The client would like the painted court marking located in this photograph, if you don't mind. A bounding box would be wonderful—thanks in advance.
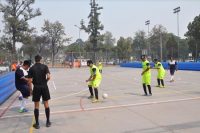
[2,96,200,119]
[52,81,57,90]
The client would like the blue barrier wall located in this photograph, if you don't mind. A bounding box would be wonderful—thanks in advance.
[120,62,200,71]
[0,72,16,105]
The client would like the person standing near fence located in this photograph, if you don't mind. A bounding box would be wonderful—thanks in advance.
[141,55,152,96]
[15,60,31,113]
[168,57,177,82]
[28,55,51,129]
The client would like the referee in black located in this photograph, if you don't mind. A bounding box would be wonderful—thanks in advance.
[28,55,51,129]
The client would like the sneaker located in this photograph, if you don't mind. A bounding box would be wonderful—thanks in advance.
[92,99,99,103]
[156,85,160,87]
[142,94,148,96]
[159,85,165,88]
[18,108,28,113]
[33,123,40,129]
[88,95,94,99]
[149,93,152,96]
[46,121,51,127]
[18,96,23,101]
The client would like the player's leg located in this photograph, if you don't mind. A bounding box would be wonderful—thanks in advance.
[88,81,94,99]
[146,75,152,95]
[42,87,51,127]
[142,76,147,95]
[32,87,41,129]
[92,80,101,103]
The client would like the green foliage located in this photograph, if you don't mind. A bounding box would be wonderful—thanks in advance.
[165,33,178,58]
[42,20,70,67]
[117,37,132,61]
[80,0,104,63]
[0,0,41,55]
[185,14,200,60]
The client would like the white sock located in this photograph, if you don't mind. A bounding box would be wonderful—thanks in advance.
[20,98,27,110]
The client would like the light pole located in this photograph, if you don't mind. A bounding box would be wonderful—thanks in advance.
[173,6,180,60]
[145,20,150,57]
[74,25,81,57]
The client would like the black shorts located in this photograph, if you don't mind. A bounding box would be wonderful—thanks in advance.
[16,85,30,98]
[170,69,175,75]
[32,85,51,102]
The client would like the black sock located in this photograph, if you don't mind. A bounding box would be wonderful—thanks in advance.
[161,79,164,86]
[45,107,50,123]
[94,88,98,100]
[89,86,93,96]
[147,85,152,94]
[34,109,39,125]
[157,79,160,86]
[143,84,147,95]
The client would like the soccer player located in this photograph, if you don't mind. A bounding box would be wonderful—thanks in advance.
[141,55,152,96]
[15,60,31,113]
[153,59,166,88]
[28,55,51,129]
[168,57,177,82]
[86,60,102,103]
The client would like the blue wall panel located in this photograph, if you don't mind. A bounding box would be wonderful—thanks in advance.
[0,72,16,105]
[120,62,200,71]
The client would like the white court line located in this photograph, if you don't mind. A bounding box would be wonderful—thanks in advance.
[52,81,57,90]
[1,96,200,119]
[0,89,88,110]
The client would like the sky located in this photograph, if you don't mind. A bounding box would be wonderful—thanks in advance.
[2,0,200,45]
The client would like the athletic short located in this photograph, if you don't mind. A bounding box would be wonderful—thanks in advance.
[88,79,102,88]
[32,85,50,102]
[16,85,30,98]
[142,74,151,85]
[157,71,166,79]
[170,69,175,75]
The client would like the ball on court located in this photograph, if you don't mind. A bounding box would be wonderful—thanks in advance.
[102,93,108,99]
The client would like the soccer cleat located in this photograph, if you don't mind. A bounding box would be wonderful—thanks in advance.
[88,95,94,99]
[92,99,99,103]
[18,108,28,113]
[159,85,165,88]
[46,121,51,127]
[18,96,23,101]
[33,123,40,129]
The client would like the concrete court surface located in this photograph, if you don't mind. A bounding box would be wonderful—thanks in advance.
[0,66,200,133]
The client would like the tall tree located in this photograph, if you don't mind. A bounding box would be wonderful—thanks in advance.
[185,14,200,60]
[80,0,104,63]
[117,37,132,61]
[132,30,147,58]
[0,0,41,58]
[165,33,178,58]
[42,20,70,67]
[149,25,168,60]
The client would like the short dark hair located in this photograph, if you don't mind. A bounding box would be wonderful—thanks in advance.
[141,55,146,59]
[23,60,31,67]
[153,59,158,62]
[87,60,93,65]
[35,55,42,62]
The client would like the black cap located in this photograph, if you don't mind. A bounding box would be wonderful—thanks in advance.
[87,60,93,65]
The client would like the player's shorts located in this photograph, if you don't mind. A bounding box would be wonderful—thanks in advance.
[88,79,102,88]
[92,79,102,88]
[16,85,30,98]
[170,69,175,75]
[157,71,166,79]
[32,85,50,102]
[142,74,151,85]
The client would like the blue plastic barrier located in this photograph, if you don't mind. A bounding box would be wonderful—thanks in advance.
[120,62,200,71]
[0,72,16,105]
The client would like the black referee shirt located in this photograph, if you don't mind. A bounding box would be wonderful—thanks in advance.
[28,63,50,86]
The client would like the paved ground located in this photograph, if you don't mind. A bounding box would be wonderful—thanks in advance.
[0,66,200,133]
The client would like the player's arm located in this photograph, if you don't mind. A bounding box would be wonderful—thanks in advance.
[46,66,51,81]
[86,68,97,82]
[27,69,33,95]
[141,63,150,75]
